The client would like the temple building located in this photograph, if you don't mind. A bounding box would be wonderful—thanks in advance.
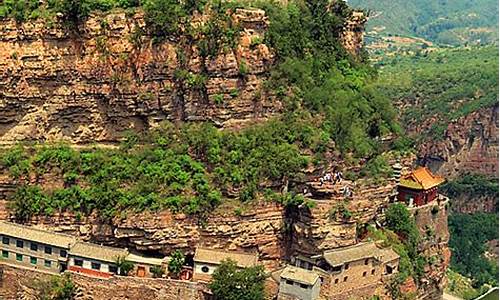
[278,266,321,300]
[397,167,445,207]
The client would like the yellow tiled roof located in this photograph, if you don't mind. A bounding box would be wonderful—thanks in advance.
[0,221,76,249]
[69,242,128,263]
[399,167,445,190]
[194,248,258,268]
[280,266,319,285]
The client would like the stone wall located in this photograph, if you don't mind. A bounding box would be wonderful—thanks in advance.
[0,263,205,300]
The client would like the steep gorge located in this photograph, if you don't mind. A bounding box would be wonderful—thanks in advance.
[0,6,450,300]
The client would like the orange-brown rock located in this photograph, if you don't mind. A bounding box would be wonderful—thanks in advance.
[0,9,277,145]
[418,106,499,178]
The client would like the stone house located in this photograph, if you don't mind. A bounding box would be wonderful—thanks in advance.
[193,247,259,282]
[0,221,75,273]
[125,253,168,278]
[315,242,400,299]
[68,241,127,278]
[278,266,321,300]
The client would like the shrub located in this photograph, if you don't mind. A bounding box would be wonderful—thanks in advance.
[150,265,165,278]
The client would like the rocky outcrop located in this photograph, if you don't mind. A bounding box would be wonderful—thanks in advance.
[410,197,451,300]
[0,9,277,145]
[418,106,499,178]
[292,182,395,256]
[0,7,367,145]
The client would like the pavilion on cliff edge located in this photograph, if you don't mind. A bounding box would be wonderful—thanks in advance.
[397,167,445,207]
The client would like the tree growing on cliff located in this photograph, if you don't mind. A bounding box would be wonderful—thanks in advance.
[209,259,266,300]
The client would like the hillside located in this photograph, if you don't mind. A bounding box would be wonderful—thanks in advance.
[0,1,454,300]
[348,0,499,46]
[374,45,499,177]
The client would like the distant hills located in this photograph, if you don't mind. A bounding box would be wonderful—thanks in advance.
[348,0,498,45]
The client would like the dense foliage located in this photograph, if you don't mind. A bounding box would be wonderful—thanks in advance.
[209,259,266,300]
[349,0,498,45]
[375,45,498,141]
[441,174,499,199]
[448,213,499,288]
[383,203,425,283]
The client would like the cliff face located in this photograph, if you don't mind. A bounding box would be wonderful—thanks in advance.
[411,198,451,300]
[0,9,277,145]
[418,106,499,178]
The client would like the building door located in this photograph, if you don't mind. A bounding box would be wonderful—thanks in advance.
[60,262,67,272]
[137,266,146,277]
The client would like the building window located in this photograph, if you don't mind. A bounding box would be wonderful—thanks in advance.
[74,259,84,267]
[91,262,101,270]
[60,250,67,258]
[44,246,52,255]
[364,258,369,265]
[371,269,375,275]
[343,276,348,282]
[285,280,294,285]
[332,265,342,273]
[109,265,118,274]
[344,263,349,270]
[30,257,37,265]
[2,250,8,258]
[334,278,339,284]
[2,237,9,245]
[363,271,367,277]
[16,254,23,261]
[30,243,38,251]
[201,266,209,273]
[299,283,309,289]
[16,240,23,248]
[44,260,51,268]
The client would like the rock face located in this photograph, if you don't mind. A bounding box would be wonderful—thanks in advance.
[410,197,451,300]
[0,9,277,145]
[0,8,367,145]
[418,106,499,178]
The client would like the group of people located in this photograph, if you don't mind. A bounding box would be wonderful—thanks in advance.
[319,171,343,186]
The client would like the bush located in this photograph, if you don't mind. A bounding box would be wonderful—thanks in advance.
[32,273,75,300]
[150,265,165,278]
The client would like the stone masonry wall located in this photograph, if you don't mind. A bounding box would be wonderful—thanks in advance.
[0,263,204,300]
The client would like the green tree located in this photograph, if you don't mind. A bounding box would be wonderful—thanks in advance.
[209,259,266,300]
[168,249,185,277]
[116,256,134,276]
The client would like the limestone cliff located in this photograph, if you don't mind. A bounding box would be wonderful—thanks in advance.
[417,106,499,178]
[0,9,277,145]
